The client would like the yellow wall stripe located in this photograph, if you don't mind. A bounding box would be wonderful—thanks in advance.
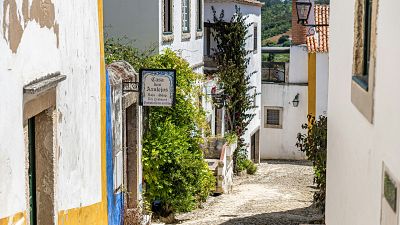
[57,0,108,224]
[98,0,108,223]
[308,53,317,117]
[0,212,26,225]
[58,203,103,225]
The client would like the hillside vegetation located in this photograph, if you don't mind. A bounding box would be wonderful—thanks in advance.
[260,0,292,46]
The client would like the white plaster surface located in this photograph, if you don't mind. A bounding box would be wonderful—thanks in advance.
[316,53,328,117]
[259,44,309,160]
[0,0,103,218]
[260,84,307,160]
[288,45,308,84]
[326,0,400,224]
[105,0,204,68]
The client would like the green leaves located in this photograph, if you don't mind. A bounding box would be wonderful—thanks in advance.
[296,115,327,213]
[142,50,214,216]
[212,6,257,171]
[105,41,213,216]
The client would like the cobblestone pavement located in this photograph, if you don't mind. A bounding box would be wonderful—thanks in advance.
[173,160,323,225]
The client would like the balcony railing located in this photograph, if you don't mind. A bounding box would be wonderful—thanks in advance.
[262,61,286,83]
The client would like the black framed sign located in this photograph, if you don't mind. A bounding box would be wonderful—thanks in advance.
[139,69,177,107]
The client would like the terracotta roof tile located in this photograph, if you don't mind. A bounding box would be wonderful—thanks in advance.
[307,5,329,53]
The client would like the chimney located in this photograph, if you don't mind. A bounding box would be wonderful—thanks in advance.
[292,0,307,45]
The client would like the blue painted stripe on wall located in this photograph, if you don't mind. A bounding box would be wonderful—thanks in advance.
[106,70,124,225]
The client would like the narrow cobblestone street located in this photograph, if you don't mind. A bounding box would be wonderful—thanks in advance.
[173,160,323,225]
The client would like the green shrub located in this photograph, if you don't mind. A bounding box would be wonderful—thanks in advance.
[246,162,258,175]
[105,38,214,217]
[224,133,238,145]
[236,158,257,175]
[142,50,214,216]
[296,115,327,213]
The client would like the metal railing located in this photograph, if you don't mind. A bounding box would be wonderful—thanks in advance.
[262,62,286,83]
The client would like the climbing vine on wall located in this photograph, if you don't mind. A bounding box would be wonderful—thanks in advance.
[296,115,328,213]
[211,6,258,170]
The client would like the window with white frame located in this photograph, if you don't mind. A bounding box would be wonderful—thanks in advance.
[182,0,190,33]
[163,0,173,33]
[264,107,283,129]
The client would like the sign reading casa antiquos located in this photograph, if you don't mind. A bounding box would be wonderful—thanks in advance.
[139,69,176,107]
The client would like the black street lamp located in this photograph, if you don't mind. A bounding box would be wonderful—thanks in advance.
[295,0,329,27]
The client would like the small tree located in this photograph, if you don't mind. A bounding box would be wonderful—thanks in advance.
[142,50,214,217]
[296,115,327,213]
[105,40,214,218]
[211,6,257,171]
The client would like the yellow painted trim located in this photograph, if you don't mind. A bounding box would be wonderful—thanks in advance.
[56,1,107,224]
[58,203,103,225]
[308,53,316,117]
[0,212,26,225]
[98,0,108,224]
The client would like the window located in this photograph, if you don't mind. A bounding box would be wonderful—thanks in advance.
[182,0,190,33]
[163,0,173,33]
[253,23,258,53]
[351,0,378,123]
[197,0,203,31]
[204,23,212,56]
[264,107,283,128]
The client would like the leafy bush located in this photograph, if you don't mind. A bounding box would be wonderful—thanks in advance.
[105,40,214,217]
[296,115,327,212]
[224,133,238,145]
[277,35,289,45]
[246,162,258,175]
[236,158,257,175]
[104,37,153,69]
[142,50,214,216]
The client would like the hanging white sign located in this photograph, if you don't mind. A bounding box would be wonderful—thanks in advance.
[139,69,176,107]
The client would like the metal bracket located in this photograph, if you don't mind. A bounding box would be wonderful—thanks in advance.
[122,82,139,93]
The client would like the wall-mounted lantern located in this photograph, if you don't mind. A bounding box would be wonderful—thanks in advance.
[295,0,329,27]
[296,1,312,25]
[209,83,226,109]
[292,93,300,107]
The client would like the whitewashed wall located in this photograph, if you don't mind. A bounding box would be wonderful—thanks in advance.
[260,45,308,160]
[0,0,103,221]
[326,0,400,224]
[316,53,328,117]
[260,84,307,160]
[288,45,308,83]
[204,2,262,154]
[159,0,204,68]
[104,0,204,68]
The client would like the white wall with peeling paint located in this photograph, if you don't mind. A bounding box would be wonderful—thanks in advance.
[0,0,103,221]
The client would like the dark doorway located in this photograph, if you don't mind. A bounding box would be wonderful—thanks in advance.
[27,109,55,225]
[251,129,260,163]
[125,104,139,208]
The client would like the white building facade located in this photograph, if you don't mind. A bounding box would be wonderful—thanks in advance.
[204,0,263,162]
[327,0,400,224]
[260,3,329,160]
[104,0,205,73]
[260,46,309,160]
[0,0,108,224]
